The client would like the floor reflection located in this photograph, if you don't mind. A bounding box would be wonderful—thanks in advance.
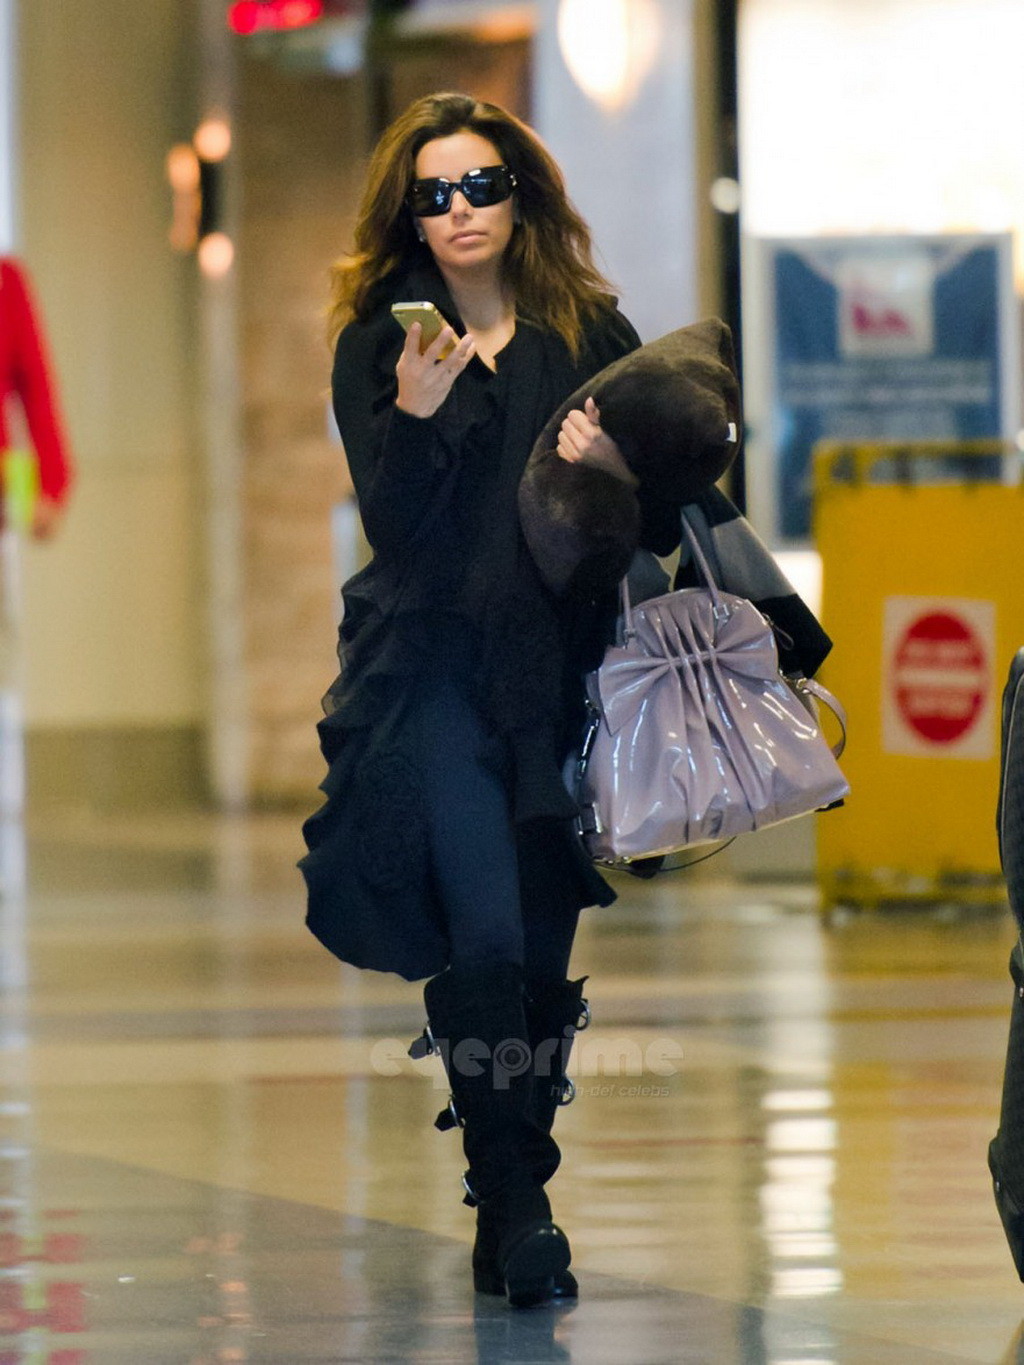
[0,812,1022,1361]
[0,819,25,903]
[0,1146,975,1364]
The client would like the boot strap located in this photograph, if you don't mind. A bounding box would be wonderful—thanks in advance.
[542,1075,576,1106]
[408,1024,437,1060]
[434,1095,462,1131]
[569,977,591,1031]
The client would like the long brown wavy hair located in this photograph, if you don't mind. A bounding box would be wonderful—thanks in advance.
[328,92,618,357]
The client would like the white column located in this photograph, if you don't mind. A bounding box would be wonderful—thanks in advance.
[533,0,700,342]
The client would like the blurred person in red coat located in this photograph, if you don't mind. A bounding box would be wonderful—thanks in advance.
[0,255,73,717]
[0,255,74,540]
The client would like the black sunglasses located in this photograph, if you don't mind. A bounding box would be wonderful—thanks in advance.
[408,164,518,218]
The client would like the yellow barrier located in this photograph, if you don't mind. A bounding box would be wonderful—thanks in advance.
[813,441,1024,913]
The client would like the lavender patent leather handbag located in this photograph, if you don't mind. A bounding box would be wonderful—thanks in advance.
[568,512,849,865]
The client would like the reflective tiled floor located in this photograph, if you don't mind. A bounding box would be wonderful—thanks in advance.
[2,808,1023,1362]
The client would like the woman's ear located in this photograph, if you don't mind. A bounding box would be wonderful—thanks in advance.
[410,212,426,242]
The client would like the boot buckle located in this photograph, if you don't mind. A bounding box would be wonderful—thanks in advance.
[576,998,591,1031]
[433,1094,463,1131]
[558,1076,576,1106]
[407,1024,437,1060]
[461,1173,481,1207]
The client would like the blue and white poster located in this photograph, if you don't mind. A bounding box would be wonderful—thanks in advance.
[762,234,1018,539]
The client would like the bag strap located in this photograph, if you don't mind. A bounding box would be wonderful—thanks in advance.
[679,507,727,617]
[620,507,728,638]
[619,571,633,635]
[794,676,848,759]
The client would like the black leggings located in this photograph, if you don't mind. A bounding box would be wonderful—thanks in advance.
[413,652,579,989]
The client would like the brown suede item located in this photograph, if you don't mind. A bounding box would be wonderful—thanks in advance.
[518,318,741,595]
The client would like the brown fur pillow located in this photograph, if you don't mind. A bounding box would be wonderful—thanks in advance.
[519,319,741,594]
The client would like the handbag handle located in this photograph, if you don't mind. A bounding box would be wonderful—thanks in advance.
[678,507,725,606]
[620,507,726,639]
[795,676,848,759]
[680,508,730,622]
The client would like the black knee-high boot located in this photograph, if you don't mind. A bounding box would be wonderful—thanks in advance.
[990,649,1024,1278]
[410,961,570,1308]
[472,976,591,1302]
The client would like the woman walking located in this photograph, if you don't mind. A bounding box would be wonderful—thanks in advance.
[300,91,645,1308]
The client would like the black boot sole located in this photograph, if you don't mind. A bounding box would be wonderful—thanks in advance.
[473,1265,578,1300]
[500,1221,571,1309]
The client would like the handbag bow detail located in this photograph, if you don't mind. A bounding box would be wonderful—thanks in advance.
[596,594,777,734]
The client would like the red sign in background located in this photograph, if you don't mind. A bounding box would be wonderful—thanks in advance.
[893,610,988,744]
[227,0,324,33]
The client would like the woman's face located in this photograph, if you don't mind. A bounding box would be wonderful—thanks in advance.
[411,131,516,279]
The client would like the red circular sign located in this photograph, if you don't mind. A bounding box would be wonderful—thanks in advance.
[893,611,987,743]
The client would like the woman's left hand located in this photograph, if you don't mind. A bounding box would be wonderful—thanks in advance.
[557,397,638,487]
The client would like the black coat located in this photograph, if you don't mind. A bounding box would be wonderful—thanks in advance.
[299,263,642,981]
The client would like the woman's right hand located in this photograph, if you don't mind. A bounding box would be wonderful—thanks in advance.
[395,323,476,419]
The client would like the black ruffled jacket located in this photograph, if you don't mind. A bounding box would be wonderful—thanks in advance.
[299,263,643,981]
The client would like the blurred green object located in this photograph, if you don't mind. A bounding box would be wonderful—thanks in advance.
[1,449,38,531]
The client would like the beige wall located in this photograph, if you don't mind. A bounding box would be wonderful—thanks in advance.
[17,1,203,734]
[235,56,362,803]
